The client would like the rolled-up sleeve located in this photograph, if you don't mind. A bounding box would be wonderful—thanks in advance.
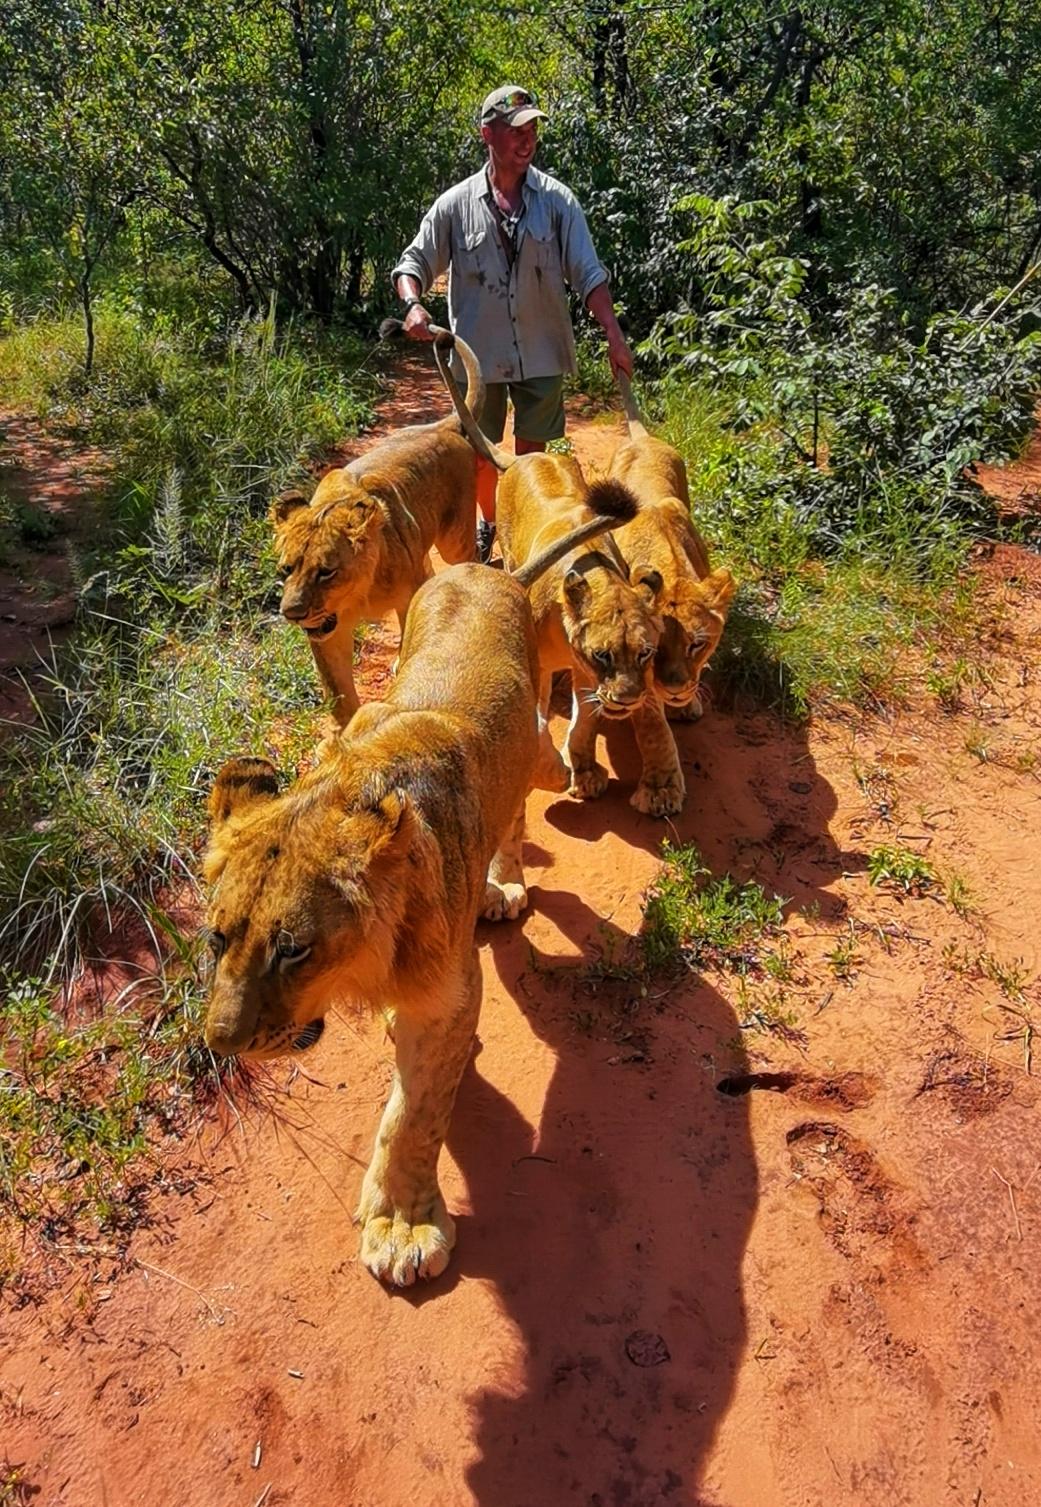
[391,194,452,294]
[558,190,608,302]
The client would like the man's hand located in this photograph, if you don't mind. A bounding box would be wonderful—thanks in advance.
[607,331,634,382]
[403,303,435,341]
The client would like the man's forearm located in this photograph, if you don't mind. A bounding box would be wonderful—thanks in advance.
[585,281,623,339]
[584,281,634,379]
[395,274,425,304]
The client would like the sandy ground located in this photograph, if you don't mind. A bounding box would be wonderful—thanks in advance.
[3,352,1041,1506]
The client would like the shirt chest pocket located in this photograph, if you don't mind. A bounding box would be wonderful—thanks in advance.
[458,226,491,281]
[526,229,563,277]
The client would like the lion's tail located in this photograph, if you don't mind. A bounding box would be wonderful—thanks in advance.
[617,371,649,441]
[431,336,516,473]
[513,480,638,590]
[379,317,494,455]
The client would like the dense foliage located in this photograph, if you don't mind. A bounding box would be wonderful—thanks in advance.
[3,0,1041,331]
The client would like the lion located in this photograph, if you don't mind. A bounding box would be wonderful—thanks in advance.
[271,325,492,725]
[608,374,736,720]
[430,346,687,817]
[495,453,688,816]
[202,489,637,1287]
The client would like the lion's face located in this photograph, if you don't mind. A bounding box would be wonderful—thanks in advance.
[649,568,736,711]
[562,564,663,719]
[201,758,414,1060]
[270,479,383,643]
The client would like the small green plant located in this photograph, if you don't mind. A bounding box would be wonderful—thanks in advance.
[0,1462,35,1506]
[867,844,937,896]
[943,870,975,920]
[641,842,787,973]
[964,724,992,762]
[825,925,861,982]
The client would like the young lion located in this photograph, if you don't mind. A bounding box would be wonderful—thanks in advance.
[496,452,687,817]
[271,328,487,725]
[608,374,735,720]
[202,492,636,1287]
[429,340,687,817]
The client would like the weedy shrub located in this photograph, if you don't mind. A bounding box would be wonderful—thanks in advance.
[867,844,938,896]
[641,842,787,974]
[0,968,238,1272]
[0,614,317,986]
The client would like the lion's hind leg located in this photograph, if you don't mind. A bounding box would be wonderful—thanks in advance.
[357,955,480,1286]
[483,802,528,921]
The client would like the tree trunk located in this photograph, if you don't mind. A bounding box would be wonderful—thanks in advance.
[81,270,95,378]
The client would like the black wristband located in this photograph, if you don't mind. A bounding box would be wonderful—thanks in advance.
[401,297,424,315]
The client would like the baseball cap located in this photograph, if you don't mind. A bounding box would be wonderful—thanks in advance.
[479,85,549,128]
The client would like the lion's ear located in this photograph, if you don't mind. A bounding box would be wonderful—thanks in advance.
[563,568,591,613]
[208,757,280,830]
[331,786,413,896]
[631,566,664,607]
[270,489,309,527]
[702,567,736,613]
[203,758,280,884]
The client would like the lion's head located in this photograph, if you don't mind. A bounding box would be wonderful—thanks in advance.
[270,474,385,642]
[201,756,443,1059]
[642,567,736,712]
[561,560,663,718]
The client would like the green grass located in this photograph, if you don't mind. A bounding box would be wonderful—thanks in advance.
[646,375,986,717]
[641,841,787,974]
[0,614,318,984]
[0,298,381,1272]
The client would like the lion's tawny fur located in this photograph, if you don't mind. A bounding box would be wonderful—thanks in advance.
[201,562,570,1286]
[495,451,688,817]
[609,416,736,721]
[271,337,488,725]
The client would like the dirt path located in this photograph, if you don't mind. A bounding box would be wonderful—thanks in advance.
[0,413,108,722]
[3,358,1041,1506]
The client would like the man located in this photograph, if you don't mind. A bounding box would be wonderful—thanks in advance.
[392,84,634,561]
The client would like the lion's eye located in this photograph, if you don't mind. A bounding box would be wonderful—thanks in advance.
[315,567,337,583]
[637,646,655,664]
[275,930,312,966]
[687,637,708,657]
[208,930,226,961]
[279,564,294,580]
[592,650,613,670]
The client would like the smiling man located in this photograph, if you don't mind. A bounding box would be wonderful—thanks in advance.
[392,84,634,561]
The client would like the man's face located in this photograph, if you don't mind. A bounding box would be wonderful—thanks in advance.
[481,117,539,176]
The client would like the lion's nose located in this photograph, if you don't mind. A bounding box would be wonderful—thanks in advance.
[281,597,307,622]
[204,1021,252,1056]
[204,992,259,1056]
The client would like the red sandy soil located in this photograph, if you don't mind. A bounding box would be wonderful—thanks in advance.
[3,352,1041,1506]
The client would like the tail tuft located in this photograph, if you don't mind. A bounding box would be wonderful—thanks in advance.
[586,479,639,524]
[378,317,404,341]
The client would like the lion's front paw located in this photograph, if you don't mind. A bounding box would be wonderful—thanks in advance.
[534,743,570,794]
[483,880,528,921]
[570,761,609,800]
[359,1200,456,1287]
[667,692,704,723]
[631,766,686,817]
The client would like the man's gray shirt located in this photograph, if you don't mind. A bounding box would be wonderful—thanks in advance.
[392,165,608,383]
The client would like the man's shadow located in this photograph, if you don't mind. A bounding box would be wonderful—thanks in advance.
[440,909,756,1506]
[437,686,851,1503]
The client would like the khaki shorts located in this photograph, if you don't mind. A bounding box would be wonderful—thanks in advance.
[479,375,566,444]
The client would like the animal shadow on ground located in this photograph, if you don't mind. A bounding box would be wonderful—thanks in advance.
[439,701,846,1504]
[443,911,753,1507]
[544,696,858,922]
